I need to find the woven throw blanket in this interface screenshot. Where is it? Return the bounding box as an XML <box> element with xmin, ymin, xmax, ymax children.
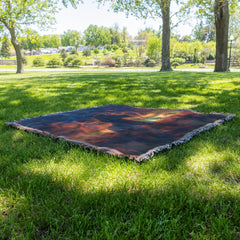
<box><xmin>5</xmin><ymin>104</ymin><xmax>235</xmax><ymax>162</ymax></box>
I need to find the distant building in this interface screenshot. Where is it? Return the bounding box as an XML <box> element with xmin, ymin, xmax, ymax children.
<box><xmin>39</xmin><ymin>48</ymin><xmax>58</xmax><ymax>54</ymax></box>
<box><xmin>78</xmin><ymin>45</ymin><xmax>89</xmax><ymax>52</ymax></box>
<box><xmin>132</xmin><ymin>40</ymin><xmax>147</xmax><ymax>47</ymax></box>
<box><xmin>58</xmin><ymin>46</ymin><xmax>75</xmax><ymax>53</ymax></box>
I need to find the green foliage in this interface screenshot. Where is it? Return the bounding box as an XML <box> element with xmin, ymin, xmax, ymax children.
<box><xmin>103</xmin><ymin>49</ymin><xmax>108</xmax><ymax>55</ymax></box>
<box><xmin>146</xmin><ymin>36</ymin><xmax>161</xmax><ymax>63</ymax></box>
<box><xmin>193</xmin><ymin>49</ymin><xmax>199</xmax><ymax>64</ymax></box>
<box><xmin>144</xmin><ymin>58</ymin><xmax>156</xmax><ymax>67</ymax></box>
<box><xmin>22</xmin><ymin>56</ymin><xmax>28</xmax><ymax>65</ymax></box>
<box><xmin>171</xmin><ymin>62</ymin><xmax>180</xmax><ymax>68</ymax></box>
<box><xmin>102</xmin><ymin>57</ymin><xmax>116</xmax><ymax>67</ymax></box>
<box><xmin>47</xmin><ymin>57</ymin><xmax>63</xmax><ymax>68</ymax></box>
<box><xmin>193</xmin><ymin>21</ymin><xmax>215</xmax><ymax>42</ymax></box>
<box><xmin>171</xmin><ymin>39</ymin><xmax>216</xmax><ymax>62</ymax></box>
<box><xmin>71</xmin><ymin>57</ymin><xmax>83</xmax><ymax>67</ymax></box>
<box><xmin>93</xmin><ymin>48</ymin><xmax>100</xmax><ymax>54</ymax></box>
<box><xmin>133</xmin><ymin>58</ymin><xmax>144</xmax><ymax>67</ymax></box>
<box><xmin>0</xmin><ymin>37</ymin><xmax>11</xmax><ymax>59</ymax></box>
<box><xmin>64</xmin><ymin>55</ymin><xmax>76</xmax><ymax>66</ymax></box>
<box><xmin>106</xmin><ymin>44</ymin><xmax>112</xmax><ymax>51</ymax></box>
<box><xmin>114</xmin><ymin>49</ymin><xmax>124</xmax><ymax>55</ymax></box>
<box><xmin>82</xmin><ymin>49</ymin><xmax>91</xmax><ymax>57</ymax></box>
<box><xmin>112</xmin><ymin>55</ymin><xmax>123</xmax><ymax>67</ymax></box>
<box><xmin>122</xmin><ymin>47</ymin><xmax>128</xmax><ymax>53</ymax></box>
<box><xmin>61</xmin><ymin>30</ymin><xmax>83</xmax><ymax>49</ymax></box>
<box><xmin>70</xmin><ymin>48</ymin><xmax>78</xmax><ymax>55</ymax></box>
<box><xmin>84</xmin><ymin>25</ymin><xmax>111</xmax><ymax>47</ymax></box>
<box><xmin>121</xmin><ymin>27</ymin><xmax>128</xmax><ymax>44</ymax></box>
<box><xmin>33</xmin><ymin>56</ymin><xmax>45</xmax><ymax>67</ymax></box>
<box><xmin>0</xmin><ymin>0</ymin><xmax>76</xmax><ymax>73</ymax></box>
<box><xmin>109</xmin><ymin>24</ymin><xmax>121</xmax><ymax>45</ymax></box>
<box><xmin>229</xmin><ymin>5</ymin><xmax>240</xmax><ymax>41</ymax></box>
<box><xmin>135</xmin><ymin>45</ymin><xmax>146</xmax><ymax>59</ymax></box>
<box><xmin>60</xmin><ymin>49</ymin><xmax>68</xmax><ymax>60</ymax></box>
<box><xmin>123</xmin><ymin>53</ymin><xmax>131</xmax><ymax>66</ymax></box>
<box><xmin>19</xmin><ymin>29</ymin><xmax>42</xmax><ymax>51</ymax></box>
<box><xmin>0</xmin><ymin>0</ymin><xmax>60</xmax><ymax>32</ymax></box>
<box><xmin>112</xmin><ymin>43</ymin><xmax>119</xmax><ymax>51</ymax></box>
<box><xmin>64</xmin><ymin>55</ymin><xmax>83</xmax><ymax>67</ymax></box>
<box><xmin>135</xmin><ymin>28</ymin><xmax>154</xmax><ymax>42</ymax></box>
<box><xmin>40</xmin><ymin>34</ymin><xmax>61</xmax><ymax>48</ymax></box>
<box><xmin>94</xmin><ymin>58</ymin><xmax>101</xmax><ymax>66</ymax></box>
<box><xmin>170</xmin><ymin>58</ymin><xmax>186</xmax><ymax>65</ymax></box>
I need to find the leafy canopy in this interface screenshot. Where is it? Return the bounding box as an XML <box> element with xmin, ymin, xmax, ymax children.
<box><xmin>0</xmin><ymin>0</ymin><xmax>60</xmax><ymax>31</ymax></box>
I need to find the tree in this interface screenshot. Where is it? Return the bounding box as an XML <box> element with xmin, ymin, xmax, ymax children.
<box><xmin>121</xmin><ymin>27</ymin><xmax>129</xmax><ymax>44</ymax></box>
<box><xmin>134</xmin><ymin>28</ymin><xmax>154</xmax><ymax>44</ymax></box>
<box><xmin>146</xmin><ymin>36</ymin><xmax>162</xmax><ymax>63</ymax></box>
<box><xmin>20</xmin><ymin>29</ymin><xmax>42</xmax><ymax>51</ymax></box>
<box><xmin>84</xmin><ymin>25</ymin><xmax>111</xmax><ymax>47</ymax></box>
<box><xmin>188</xmin><ymin>0</ymin><xmax>239</xmax><ymax>72</ymax></box>
<box><xmin>1</xmin><ymin>36</ymin><xmax>11</xmax><ymax>59</ymax></box>
<box><xmin>96</xmin><ymin>0</ymin><xmax>177</xmax><ymax>71</ymax></box>
<box><xmin>109</xmin><ymin>24</ymin><xmax>121</xmax><ymax>45</ymax></box>
<box><xmin>0</xmin><ymin>0</ymin><xmax>82</xmax><ymax>73</ymax></box>
<box><xmin>193</xmin><ymin>21</ymin><xmax>215</xmax><ymax>42</ymax></box>
<box><xmin>0</xmin><ymin>0</ymin><xmax>60</xmax><ymax>73</ymax></box>
<box><xmin>40</xmin><ymin>34</ymin><xmax>61</xmax><ymax>48</ymax></box>
<box><xmin>61</xmin><ymin>30</ymin><xmax>83</xmax><ymax>49</ymax></box>
<box><xmin>229</xmin><ymin>5</ymin><xmax>240</xmax><ymax>40</ymax></box>
<box><xmin>159</xmin><ymin>0</ymin><xmax>172</xmax><ymax>71</ymax></box>
<box><xmin>214</xmin><ymin>0</ymin><xmax>229</xmax><ymax>71</ymax></box>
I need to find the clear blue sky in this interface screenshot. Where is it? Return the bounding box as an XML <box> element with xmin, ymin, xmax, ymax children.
<box><xmin>41</xmin><ymin>1</ymin><xmax>195</xmax><ymax>37</ymax></box>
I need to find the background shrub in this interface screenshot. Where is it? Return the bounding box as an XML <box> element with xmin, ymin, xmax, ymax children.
<box><xmin>106</xmin><ymin>45</ymin><xmax>112</xmax><ymax>51</ymax></box>
<box><xmin>70</xmin><ymin>48</ymin><xmax>78</xmax><ymax>55</ymax></box>
<box><xmin>71</xmin><ymin>57</ymin><xmax>83</xmax><ymax>67</ymax></box>
<box><xmin>171</xmin><ymin>62</ymin><xmax>180</xmax><ymax>68</ymax></box>
<box><xmin>112</xmin><ymin>44</ymin><xmax>119</xmax><ymax>51</ymax></box>
<box><xmin>103</xmin><ymin>49</ymin><xmax>108</xmax><ymax>55</ymax></box>
<box><xmin>22</xmin><ymin>56</ymin><xmax>28</xmax><ymax>65</ymax></box>
<box><xmin>60</xmin><ymin>49</ymin><xmax>68</xmax><ymax>60</ymax></box>
<box><xmin>82</xmin><ymin>49</ymin><xmax>91</xmax><ymax>57</ymax></box>
<box><xmin>64</xmin><ymin>56</ymin><xmax>75</xmax><ymax>66</ymax></box>
<box><xmin>102</xmin><ymin>57</ymin><xmax>116</xmax><ymax>67</ymax></box>
<box><xmin>47</xmin><ymin>57</ymin><xmax>62</xmax><ymax>68</ymax></box>
<box><xmin>144</xmin><ymin>58</ymin><xmax>156</xmax><ymax>67</ymax></box>
<box><xmin>122</xmin><ymin>47</ymin><xmax>128</xmax><ymax>53</ymax></box>
<box><xmin>133</xmin><ymin>58</ymin><xmax>143</xmax><ymax>67</ymax></box>
<box><xmin>94</xmin><ymin>48</ymin><xmax>99</xmax><ymax>54</ymax></box>
<box><xmin>33</xmin><ymin>56</ymin><xmax>45</xmax><ymax>67</ymax></box>
<box><xmin>112</xmin><ymin>55</ymin><xmax>123</xmax><ymax>67</ymax></box>
<box><xmin>94</xmin><ymin>58</ymin><xmax>101</xmax><ymax>66</ymax></box>
<box><xmin>170</xmin><ymin>58</ymin><xmax>185</xmax><ymax>65</ymax></box>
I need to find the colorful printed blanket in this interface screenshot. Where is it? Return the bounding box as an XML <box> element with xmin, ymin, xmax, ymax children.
<box><xmin>5</xmin><ymin>104</ymin><xmax>235</xmax><ymax>162</ymax></box>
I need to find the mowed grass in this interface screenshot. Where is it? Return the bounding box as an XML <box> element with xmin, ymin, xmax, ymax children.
<box><xmin>0</xmin><ymin>71</ymin><xmax>239</xmax><ymax>239</ymax></box>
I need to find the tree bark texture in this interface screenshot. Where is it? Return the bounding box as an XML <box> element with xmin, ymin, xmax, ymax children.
<box><xmin>160</xmin><ymin>0</ymin><xmax>172</xmax><ymax>71</ymax></box>
<box><xmin>9</xmin><ymin>27</ymin><xmax>24</xmax><ymax>73</ymax></box>
<box><xmin>214</xmin><ymin>0</ymin><xmax>229</xmax><ymax>72</ymax></box>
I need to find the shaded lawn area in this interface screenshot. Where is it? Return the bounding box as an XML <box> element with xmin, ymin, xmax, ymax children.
<box><xmin>0</xmin><ymin>71</ymin><xmax>239</xmax><ymax>239</ymax></box>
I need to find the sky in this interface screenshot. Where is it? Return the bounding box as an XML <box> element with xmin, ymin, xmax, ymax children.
<box><xmin>40</xmin><ymin>1</ymin><xmax>195</xmax><ymax>37</ymax></box>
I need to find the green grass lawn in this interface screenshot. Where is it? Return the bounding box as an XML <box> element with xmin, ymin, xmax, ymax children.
<box><xmin>0</xmin><ymin>71</ymin><xmax>239</xmax><ymax>239</ymax></box>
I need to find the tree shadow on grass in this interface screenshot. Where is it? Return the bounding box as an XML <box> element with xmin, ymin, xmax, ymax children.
<box><xmin>1</xmin><ymin>71</ymin><xmax>239</xmax><ymax>169</ymax></box>
<box><xmin>0</xmin><ymin>71</ymin><xmax>240</xmax><ymax>239</ymax></box>
<box><xmin>1</xmin><ymin>141</ymin><xmax>240</xmax><ymax>239</ymax></box>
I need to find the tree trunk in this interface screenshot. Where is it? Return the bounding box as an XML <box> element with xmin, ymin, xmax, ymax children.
<box><xmin>160</xmin><ymin>0</ymin><xmax>172</xmax><ymax>71</ymax></box>
<box><xmin>9</xmin><ymin>27</ymin><xmax>24</xmax><ymax>73</ymax></box>
<box><xmin>214</xmin><ymin>0</ymin><xmax>229</xmax><ymax>72</ymax></box>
